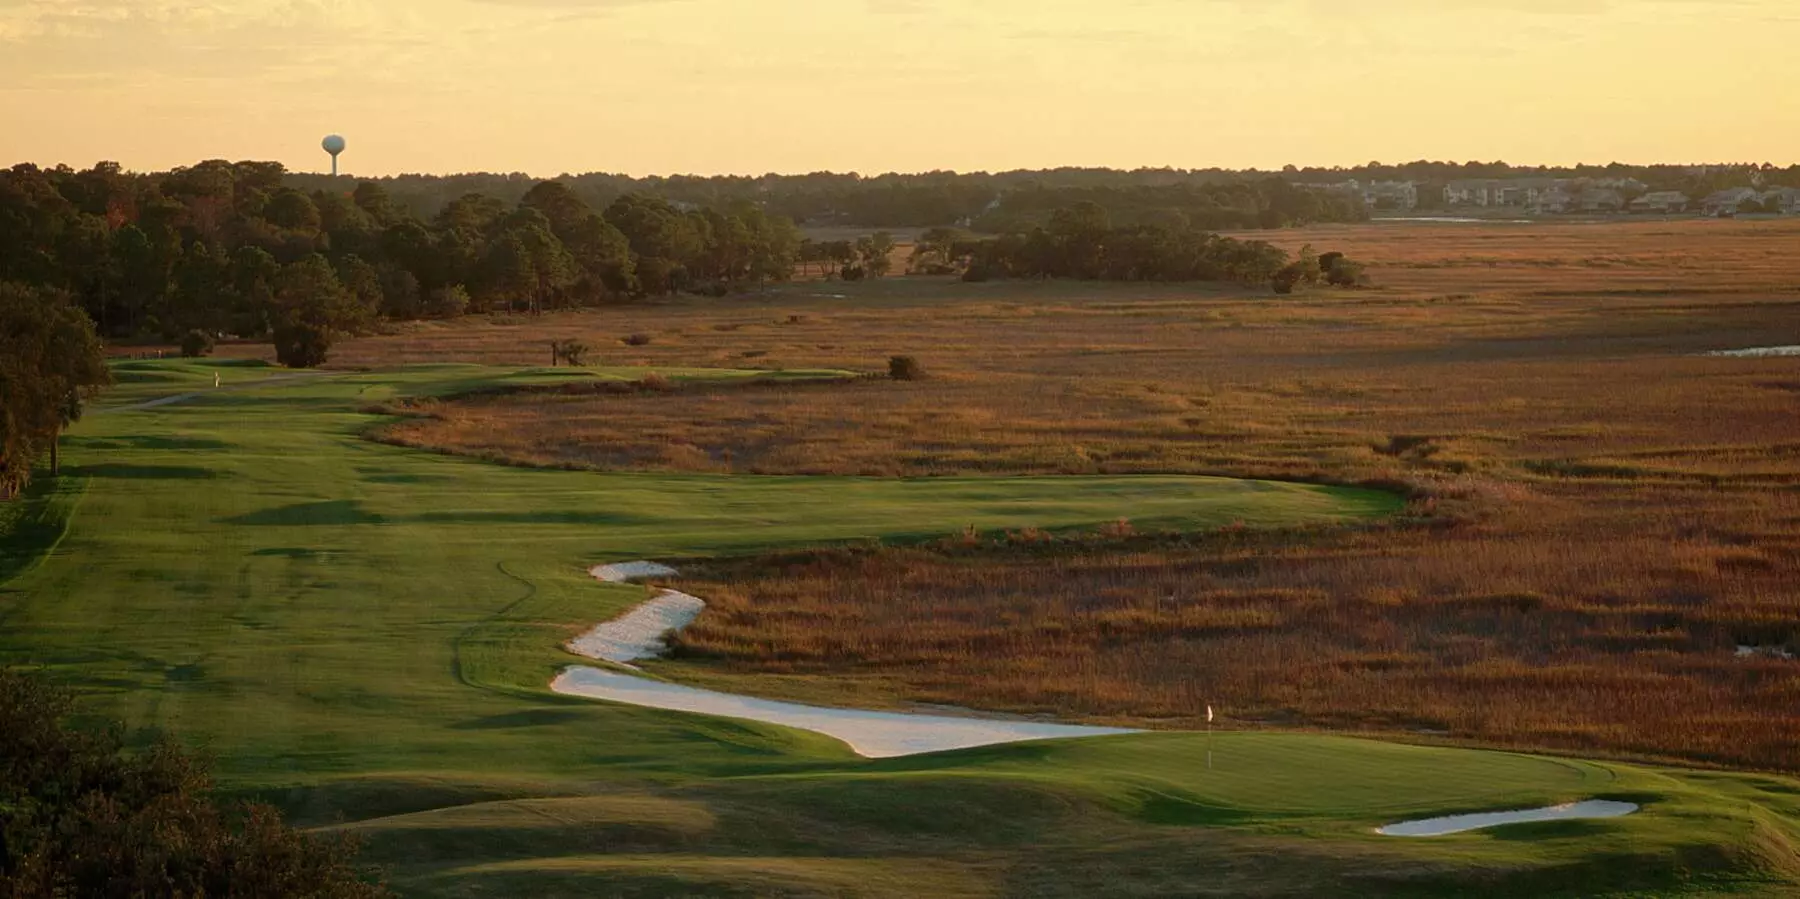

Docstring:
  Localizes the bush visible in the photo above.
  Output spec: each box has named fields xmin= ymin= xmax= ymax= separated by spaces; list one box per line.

xmin=425 ymin=285 xmax=470 ymax=319
xmin=889 ymin=355 xmax=924 ymax=381
xmin=551 ymin=339 xmax=589 ymax=367
xmin=840 ymin=264 xmax=867 ymax=282
xmin=961 ymin=265 xmax=995 ymax=283
xmin=1271 ymin=265 xmax=1304 ymax=295
xmin=272 ymin=322 xmax=332 ymax=369
xmin=637 ymin=371 xmax=673 ymax=391
xmin=623 ymin=333 xmax=653 ymax=347
xmin=179 ymin=330 xmax=215 ymax=358
xmin=0 ymin=668 xmax=388 ymax=897
xmin=1325 ymin=257 xmax=1367 ymax=287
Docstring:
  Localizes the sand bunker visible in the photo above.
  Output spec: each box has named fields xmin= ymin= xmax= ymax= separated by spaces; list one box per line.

xmin=1705 ymin=346 xmax=1800 ymax=358
xmin=1378 ymin=800 xmax=1639 ymax=836
xmin=552 ymin=666 xmax=1137 ymax=758
xmin=1737 ymin=644 xmax=1796 ymax=660
xmin=554 ymin=561 xmax=1138 ymax=756
xmin=567 ymin=563 xmax=702 ymax=667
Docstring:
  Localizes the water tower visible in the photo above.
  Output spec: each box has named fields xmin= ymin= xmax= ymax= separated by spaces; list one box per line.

xmin=322 ymin=134 xmax=346 ymax=177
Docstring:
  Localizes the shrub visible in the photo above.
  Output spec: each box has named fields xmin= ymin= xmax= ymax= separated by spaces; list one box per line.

xmin=552 ymin=340 xmax=590 ymax=367
xmin=889 ymin=355 xmax=924 ymax=381
xmin=425 ymin=285 xmax=470 ymax=319
xmin=840 ymin=264 xmax=867 ymax=282
xmin=1325 ymin=257 xmax=1367 ymax=287
xmin=179 ymin=330 xmax=215 ymax=358
xmin=0 ymin=668 xmax=389 ymax=897
xmin=637 ymin=371 xmax=673 ymax=391
xmin=624 ymin=333 xmax=654 ymax=347
xmin=1271 ymin=265 xmax=1303 ymax=295
xmin=961 ymin=265 xmax=994 ymax=283
xmin=272 ymin=322 xmax=331 ymax=369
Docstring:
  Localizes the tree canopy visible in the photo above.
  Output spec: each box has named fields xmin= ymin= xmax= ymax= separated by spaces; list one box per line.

xmin=0 ymin=283 xmax=109 ymax=499
xmin=0 ymin=668 xmax=389 ymax=897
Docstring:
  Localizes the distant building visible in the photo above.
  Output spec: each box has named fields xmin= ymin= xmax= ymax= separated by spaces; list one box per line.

xmin=1590 ymin=177 xmax=1649 ymax=193
xmin=1363 ymin=181 xmax=1419 ymax=210
xmin=1758 ymin=187 xmax=1800 ymax=214
xmin=1578 ymin=189 xmax=1625 ymax=213
xmin=1295 ymin=179 xmax=1419 ymax=210
xmin=1443 ymin=178 xmax=1557 ymax=208
xmin=1630 ymin=191 xmax=1691 ymax=214
xmin=1701 ymin=187 xmax=1763 ymax=216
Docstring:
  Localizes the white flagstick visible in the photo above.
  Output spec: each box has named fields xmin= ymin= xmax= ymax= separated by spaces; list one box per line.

xmin=1206 ymin=704 xmax=1215 ymax=770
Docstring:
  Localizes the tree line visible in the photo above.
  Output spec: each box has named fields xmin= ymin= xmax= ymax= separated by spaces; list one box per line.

xmin=282 ymin=162 xmax=1797 ymax=228
xmin=0 ymin=160 xmax=804 ymax=351
xmin=910 ymin=203 xmax=1365 ymax=290
xmin=972 ymin=180 xmax=1368 ymax=233
xmin=282 ymin=167 xmax=1369 ymax=231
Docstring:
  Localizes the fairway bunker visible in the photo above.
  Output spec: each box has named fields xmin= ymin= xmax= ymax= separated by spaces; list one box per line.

xmin=556 ymin=561 xmax=1139 ymax=756
xmin=1704 ymin=346 xmax=1800 ymax=358
xmin=568 ymin=563 xmax=703 ymax=667
xmin=552 ymin=666 xmax=1137 ymax=758
xmin=1377 ymin=800 xmax=1639 ymax=836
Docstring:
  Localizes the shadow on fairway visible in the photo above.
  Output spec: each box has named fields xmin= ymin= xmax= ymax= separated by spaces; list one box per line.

xmin=362 ymin=473 xmax=452 ymax=484
xmin=65 ymin=435 xmax=233 ymax=452
xmin=448 ymin=709 xmax=592 ymax=730
xmin=66 ymin=463 xmax=217 ymax=480
xmin=407 ymin=510 xmax=650 ymax=526
xmin=223 ymin=500 xmax=385 ymax=526
xmin=249 ymin=547 xmax=337 ymax=559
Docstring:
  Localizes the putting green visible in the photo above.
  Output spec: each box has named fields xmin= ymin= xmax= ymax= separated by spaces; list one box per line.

xmin=3 ymin=360 xmax=1797 ymax=898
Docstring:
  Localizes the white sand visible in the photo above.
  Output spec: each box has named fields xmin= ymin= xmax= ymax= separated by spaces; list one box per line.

xmin=555 ymin=560 xmax=1139 ymax=756
xmin=567 ymin=563 xmax=699 ymax=667
xmin=1704 ymin=346 xmax=1800 ymax=358
xmin=1737 ymin=644 xmax=1796 ymax=660
xmin=1377 ymin=800 xmax=1639 ymax=837
xmin=552 ymin=666 xmax=1138 ymax=758
xmin=591 ymin=561 xmax=681 ymax=584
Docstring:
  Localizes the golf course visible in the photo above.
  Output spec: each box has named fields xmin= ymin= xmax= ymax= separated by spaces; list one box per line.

xmin=4 ymin=358 xmax=1799 ymax=897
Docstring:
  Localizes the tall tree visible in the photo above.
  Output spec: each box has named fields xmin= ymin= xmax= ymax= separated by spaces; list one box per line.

xmin=0 ymin=284 xmax=110 ymax=496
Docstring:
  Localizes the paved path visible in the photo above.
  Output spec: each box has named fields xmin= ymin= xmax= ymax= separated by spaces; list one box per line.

xmin=95 ymin=371 xmax=338 ymax=415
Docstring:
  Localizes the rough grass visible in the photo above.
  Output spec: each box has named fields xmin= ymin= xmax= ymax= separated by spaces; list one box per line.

xmin=336 ymin=218 xmax=1800 ymax=773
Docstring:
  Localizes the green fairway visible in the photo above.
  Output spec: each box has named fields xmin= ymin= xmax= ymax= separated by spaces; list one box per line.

xmin=3 ymin=360 xmax=1797 ymax=897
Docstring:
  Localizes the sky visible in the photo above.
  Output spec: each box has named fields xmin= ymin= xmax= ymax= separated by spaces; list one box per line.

xmin=3 ymin=0 xmax=1798 ymax=177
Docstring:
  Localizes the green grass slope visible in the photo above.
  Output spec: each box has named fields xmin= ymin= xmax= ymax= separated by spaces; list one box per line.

xmin=2 ymin=360 xmax=1795 ymax=898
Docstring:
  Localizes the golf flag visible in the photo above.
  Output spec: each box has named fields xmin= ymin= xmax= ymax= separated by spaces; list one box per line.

xmin=1207 ymin=705 xmax=1214 ymax=723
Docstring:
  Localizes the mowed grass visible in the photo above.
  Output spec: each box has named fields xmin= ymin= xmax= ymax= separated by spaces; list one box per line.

xmin=1 ymin=351 xmax=1795 ymax=889
xmin=4 ymin=363 xmax=1383 ymax=787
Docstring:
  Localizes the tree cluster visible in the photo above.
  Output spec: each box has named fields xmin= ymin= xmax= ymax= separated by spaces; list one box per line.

xmin=0 ymin=284 xmax=110 ymax=499
xmin=0 ymin=161 xmax=804 ymax=362
xmin=947 ymin=203 xmax=1361 ymax=290
xmin=973 ymin=179 xmax=1369 ymax=232
xmin=0 ymin=668 xmax=388 ymax=897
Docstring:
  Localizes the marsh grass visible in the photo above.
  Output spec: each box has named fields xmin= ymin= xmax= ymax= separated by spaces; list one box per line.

xmin=335 ymin=217 xmax=1800 ymax=770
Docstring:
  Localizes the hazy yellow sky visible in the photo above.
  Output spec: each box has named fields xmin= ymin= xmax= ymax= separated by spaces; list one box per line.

xmin=4 ymin=0 xmax=1797 ymax=176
